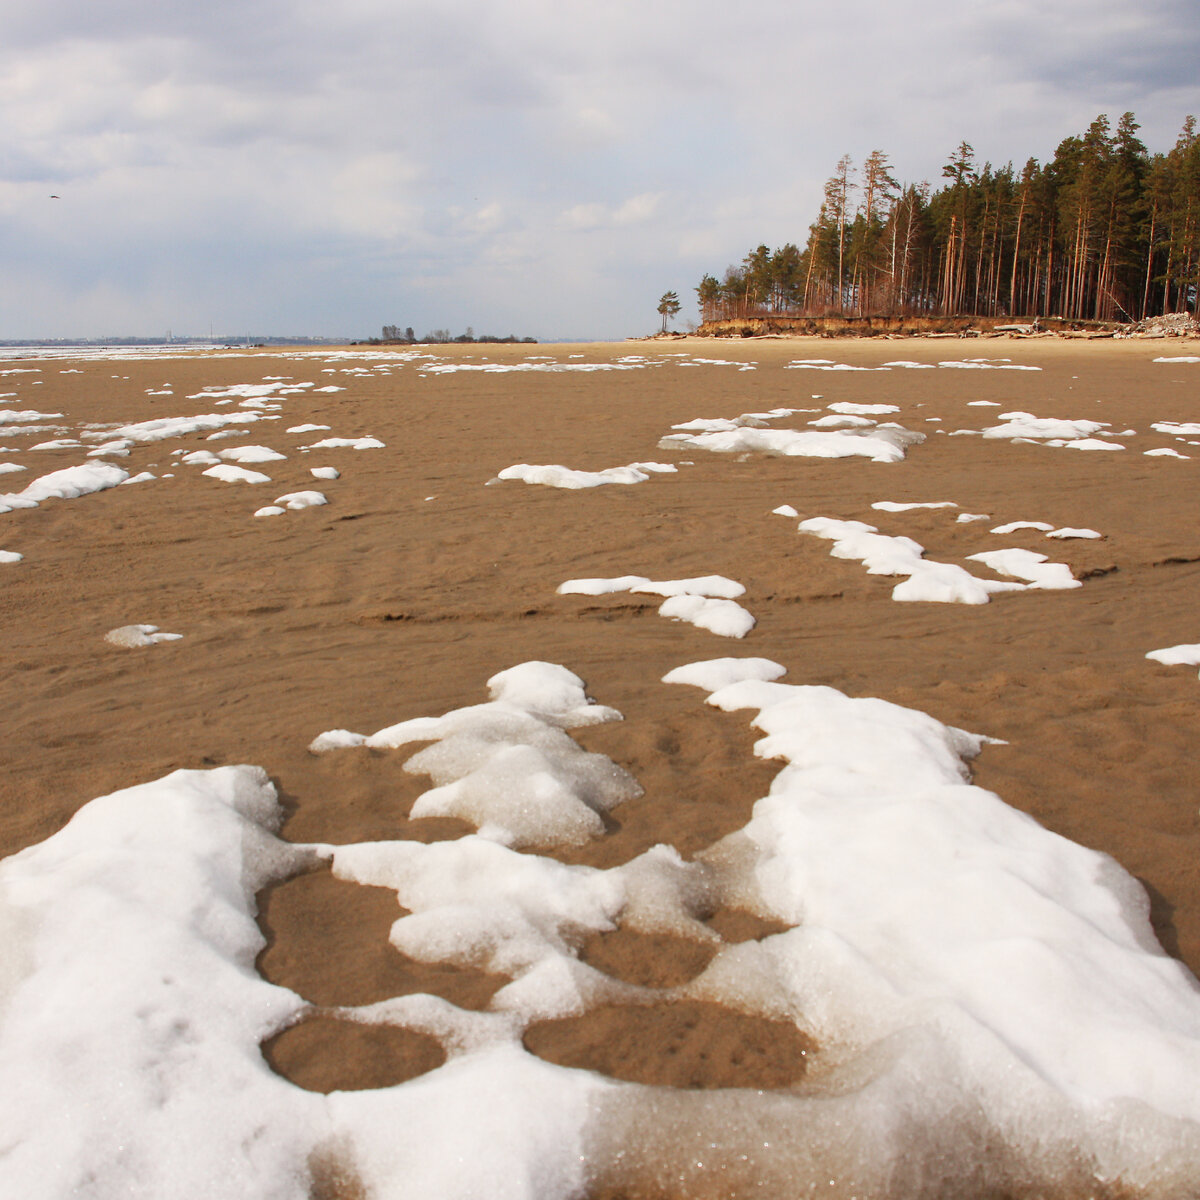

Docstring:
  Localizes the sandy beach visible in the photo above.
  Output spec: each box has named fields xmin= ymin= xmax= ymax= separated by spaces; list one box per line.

xmin=3 ymin=336 xmax=1200 ymax=1197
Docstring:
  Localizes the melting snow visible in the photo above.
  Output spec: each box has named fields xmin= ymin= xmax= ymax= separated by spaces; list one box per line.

xmin=872 ymin=501 xmax=957 ymax=513
xmin=301 ymin=437 xmax=385 ymax=450
xmin=219 ymin=445 xmax=287 ymax=464
xmin=202 ymin=465 xmax=272 ymax=484
xmin=1146 ymin=644 xmax=1200 ymax=671
xmin=991 ymin=521 xmax=1054 ymax=534
xmin=274 ymin=491 xmax=327 ymax=510
xmin=660 ymin=423 xmax=924 ymax=464
xmin=7 ymin=660 xmax=1200 ymax=1196
xmin=558 ymin=575 xmax=754 ymax=637
xmin=828 ymin=402 xmax=900 ymax=415
xmin=1 ymin=462 xmax=128 ymax=512
xmin=796 ymin=517 xmax=1029 ymax=604
xmin=965 ymin=548 xmax=1080 ymax=590
xmin=493 ymin=463 xmax=676 ymax=489
xmin=1151 ymin=422 xmax=1200 ymax=436
xmin=311 ymin=662 xmax=640 ymax=849
xmin=104 ymin=625 xmax=183 ymax=648
xmin=982 ymin=412 xmax=1108 ymax=441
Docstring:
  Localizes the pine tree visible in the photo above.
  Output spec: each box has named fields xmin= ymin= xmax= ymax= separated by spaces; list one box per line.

xmin=657 ymin=291 xmax=682 ymax=332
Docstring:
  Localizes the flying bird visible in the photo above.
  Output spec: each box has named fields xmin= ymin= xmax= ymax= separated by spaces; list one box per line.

xmin=49 ymin=194 xmax=60 ymax=199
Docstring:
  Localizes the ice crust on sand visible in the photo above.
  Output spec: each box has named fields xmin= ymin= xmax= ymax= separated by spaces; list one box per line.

xmin=274 ymin=490 xmax=327 ymax=510
xmin=10 ymin=660 xmax=1200 ymax=1195
xmin=1146 ymin=644 xmax=1200 ymax=672
xmin=631 ymin=575 xmax=745 ymax=598
xmin=219 ymin=445 xmax=287 ymax=464
xmin=30 ymin=438 xmax=82 ymax=450
xmin=202 ymin=464 xmax=272 ymax=484
xmin=83 ymin=413 xmax=268 ymax=444
xmin=311 ymin=662 xmax=641 ymax=848
xmin=649 ymin=662 xmax=1200 ymax=1189
xmin=301 ymin=436 xmax=385 ymax=450
xmin=310 ymin=466 xmax=340 ymax=480
xmin=558 ymin=575 xmax=755 ymax=637
xmin=658 ymin=593 xmax=756 ymax=637
xmin=784 ymin=360 xmax=888 ymax=372
xmin=420 ymin=359 xmax=650 ymax=375
xmin=807 ymin=414 xmax=875 ymax=428
xmin=872 ymin=501 xmax=957 ymax=512
xmin=0 ymin=549 xmax=22 ymax=563
xmin=797 ymin=517 xmax=1026 ymax=604
xmin=0 ymin=766 xmax=322 ymax=1199
xmin=188 ymin=381 xmax=313 ymax=401
xmin=1151 ymin=421 xmax=1200 ymax=436
xmin=104 ymin=624 xmax=184 ymax=648
xmin=1145 ymin=447 xmax=1190 ymax=458
xmin=828 ymin=402 xmax=900 ymax=415
xmin=0 ymin=409 xmax=64 ymax=424
xmin=981 ymin=412 xmax=1108 ymax=441
xmin=494 ymin=462 xmax=677 ymax=489
xmin=1046 ymin=436 xmax=1126 ymax=450
xmin=965 ymin=548 xmax=1080 ymax=590
xmin=660 ymin=422 xmax=924 ymax=464
xmin=938 ymin=358 xmax=1040 ymax=370
xmin=670 ymin=409 xmax=797 ymax=433
xmin=661 ymin=657 xmax=787 ymax=691
xmin=1 ymin=461 xmax=128 ymax=511
xmin=1045 ymin=526 xmax=1101 ymax=539
xmin=992 ymin=520 xmax=1054 ymax=533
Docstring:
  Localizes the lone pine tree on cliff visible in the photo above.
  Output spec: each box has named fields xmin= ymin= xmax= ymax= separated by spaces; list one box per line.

xmin=657 ymin=291 xmax=681 ymax=332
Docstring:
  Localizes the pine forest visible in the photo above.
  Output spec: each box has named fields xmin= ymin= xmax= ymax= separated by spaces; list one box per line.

xmin=697 ymin=114 xmax=1200 ymax=325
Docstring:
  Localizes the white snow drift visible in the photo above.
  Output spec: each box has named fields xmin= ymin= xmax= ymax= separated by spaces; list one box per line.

xmin=557 ymin=574 xmax=755 ymax=637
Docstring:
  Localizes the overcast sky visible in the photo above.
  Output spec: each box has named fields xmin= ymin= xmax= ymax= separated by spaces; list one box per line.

xmin=1 ymin=0 xmax=1196 ymax=341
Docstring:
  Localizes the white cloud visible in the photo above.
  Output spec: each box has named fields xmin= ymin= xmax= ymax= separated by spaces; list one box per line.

xmin=0 ymin=0 xmax=1194 ymax=339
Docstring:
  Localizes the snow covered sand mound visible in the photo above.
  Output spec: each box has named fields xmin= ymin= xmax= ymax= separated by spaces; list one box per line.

xmin=980 ymin=411 xmax=1125 ymax=448
xmin=311 ymin=662 xmax=641 ymax=848
xmin=660 ymin=421 xmax=924 ymax=463
xmin=0 ymin=767 xmax=323 ymax=1198
xmin=966 ymin=548 xmax=1082 ymax=589
xmin=558 ymin=575 xmax=755 ymax=637
xmin=493 ymin=462 xmax=677 ymax=489
xmin=203 ymin=464 xmax=272 ymax=484
xmin=796 ymin=517 xmax=1031 ymax=604
xmin=1146 ymin=644 xmax=1200 ymax=677
xmin=8 ymin=661 xmax=1200 ymax=1198
xmin=104 ymin=624 xmax=183 ymax=647
xmin=0 ymin=461 xmax=128 ymax=512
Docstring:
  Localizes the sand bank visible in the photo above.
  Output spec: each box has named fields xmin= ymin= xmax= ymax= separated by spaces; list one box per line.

xmin=2 ymin=337 xmax=1199 ymax=1197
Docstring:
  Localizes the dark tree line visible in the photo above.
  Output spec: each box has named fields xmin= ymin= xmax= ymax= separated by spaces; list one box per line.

xmin=378 ymin=325 xmax=536 ymax=344
xmin=698 ymin=114 xmax=1200 ymax=323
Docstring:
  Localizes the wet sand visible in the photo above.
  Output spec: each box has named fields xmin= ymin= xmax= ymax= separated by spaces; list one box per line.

xmin=3 ymin=336 xmax=1199 ymax=1109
